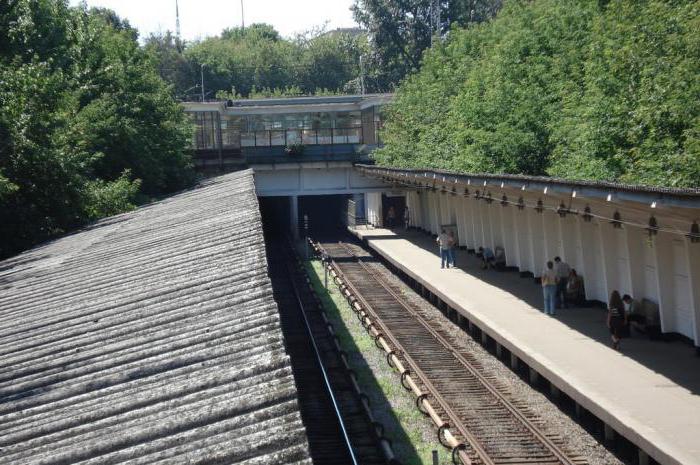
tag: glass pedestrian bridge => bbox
[183,94,393,169]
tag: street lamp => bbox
[200,64,205,102]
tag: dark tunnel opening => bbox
[259,194,351,240]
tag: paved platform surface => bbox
[349,227,700,465]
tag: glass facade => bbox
[187,110,368,150]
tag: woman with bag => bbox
[607,290,628,350]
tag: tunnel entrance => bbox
[298,194,350,239]
[259,196,292,237]
[259,194,352,239]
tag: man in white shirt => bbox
[554,256,571,308]
[541,261,558,315]
[436,229,450,269]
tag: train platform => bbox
[348,226,700,465]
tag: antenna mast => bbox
[241,0,245,29]
[175,0,182,51]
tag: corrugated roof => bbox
[0,170,313,465]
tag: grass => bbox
[305,259,452,465]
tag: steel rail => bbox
[282,250,361,465]
[346,245,579,465]
[312,240,474,465]
[288,241,400,465]
[318,239,584,465]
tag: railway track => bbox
[265,237,396,465]
[315,239,588,465]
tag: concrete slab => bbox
[349,227,700,465]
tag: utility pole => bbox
[359,55,366,95]
[200,64,205,102]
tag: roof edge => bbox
[356,164,700,201]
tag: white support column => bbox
[657,234,695,340]
[542,210,563,263]
[500,204,518,267]
[598,221,619,301]
[626,227,647,299]
[578,218,609,303]
[415,191,424,229]
[654,232,674,334]
[462,195,475,249]
[430,192,440,234]
[439,192,451,227]
[527,208,545,277]
[474,199,486,248]
[469,197,481,249]
[290,195,299,239]
[559,214,579,270]
[455,196,468,247]
[420,192,429,231]
[489,202,503,249]
[615,227,634,296]
[513,207,531,273]
[449,193,459,224]
[480,201,493,249]
[365,192,382,227]
[686,238,700,347]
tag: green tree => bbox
[0,1,194,257]
[351,0,502,87]
[375,0,700,188]
[144,31,196,99]
[185,24,298,99]
[179,23,367,99]
[70,7,194,195]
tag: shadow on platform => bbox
[371,228,700,397]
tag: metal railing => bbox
[241,127,363,148]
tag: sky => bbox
[69,0,358,41]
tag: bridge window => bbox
[188,109,372,150]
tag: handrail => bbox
[242,127,364,148]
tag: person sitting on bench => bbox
[494,246,506,270]
[623,294,644,329]
[478,246,495,269]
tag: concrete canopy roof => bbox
[0,170,312,465]
[356,165,700,214]
[183,94,394,115]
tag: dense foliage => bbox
[0,0,194,258]
[374,0,700,188]
[146,24,371,99]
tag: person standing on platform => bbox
[554,257,571,308]
[403,205,410,230]
[447,230,457,267]
[386,206,396,229]
[608,290,628,350]
[541,261,558,315]
[437,229,450,269]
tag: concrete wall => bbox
[406,188,700,347]
[253,162,388,197]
